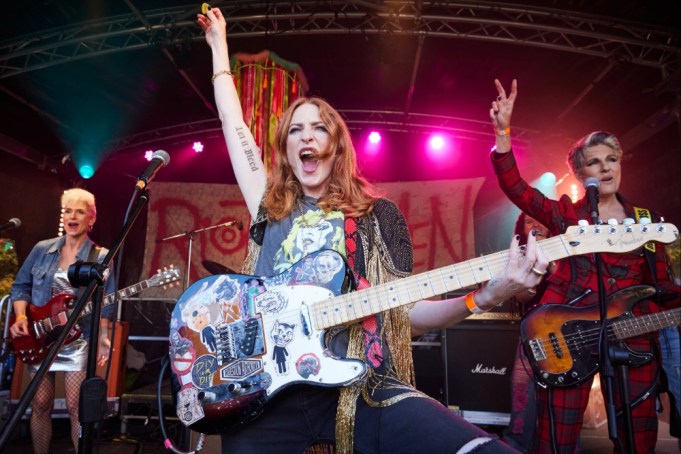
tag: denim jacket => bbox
[10,236,116,338]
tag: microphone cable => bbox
[157,356,205,453]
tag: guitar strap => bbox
[630,206,665,403]
[345,217,383,369]
[632,206,658,288]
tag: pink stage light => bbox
[193,141,204,153]
[429,135,445,151]
[144,150,154,161]
[368,131,381,144]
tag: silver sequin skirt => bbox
[27,337,88,373]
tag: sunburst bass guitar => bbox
[168,222,678,434]
[521,285,680,388]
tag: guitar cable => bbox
[157,356,205,453]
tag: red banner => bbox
[141,179,484,299]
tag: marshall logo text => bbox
[471,363,508,375]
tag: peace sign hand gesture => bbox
[489,78,517,132]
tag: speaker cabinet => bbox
[444,320,519,425]
[412,330,445,404]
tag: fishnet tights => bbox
[30,370,86,454]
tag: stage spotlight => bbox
[368,131,381,144]
[193,141,204,153]
[539,172,556,187]
[78,164,95,179]
[145,150,154,161]
[429,135,445,151]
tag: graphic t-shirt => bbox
[254,196,346,276]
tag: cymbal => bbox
[202,260,236,275]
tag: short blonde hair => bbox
[61,188,97,218]
[567,131,622,180]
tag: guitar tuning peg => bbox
[639,217,651,225]
[578,219,589,227]
[623,218,635,225]
[607,218,618,225]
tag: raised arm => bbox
[198,7,267,219]
[489,78,517,154]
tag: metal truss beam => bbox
[105,108,535,155]
[1,1,679,79]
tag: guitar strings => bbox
[218,230,661,334]
[528,309,680,361]
[240,237,572,333]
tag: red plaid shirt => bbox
[492,150,679,329]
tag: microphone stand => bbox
[0,189,151,453]
[156,220,240,290]
[589,197,635,454]
[154,220,239,451]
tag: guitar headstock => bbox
[149,265,182,289]
[563,222,678,255]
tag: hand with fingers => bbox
[502,229,549,299]
[197,5,227,48]
[475,231,549,310]
[97,333,111,367]
[489,79,518,152]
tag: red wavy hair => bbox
[263,97,379,220]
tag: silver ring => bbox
[496,95,502,101]
[531,267,546,276]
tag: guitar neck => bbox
[74,279,153,318]
[612,308,681,340]
[312,234,577,329]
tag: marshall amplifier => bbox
[412,330,445,404]
[444,320,520,425]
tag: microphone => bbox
[584,177,600,224]
[136,150,170,190]
[0,218,21,233]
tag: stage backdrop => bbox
[140,178,484,299]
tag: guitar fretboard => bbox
[68,279,153,318]
[311,234,579,329]
[612,308,680,339]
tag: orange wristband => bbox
[495,127,511,136]
[16,314,28,321]
[465,291,486,315]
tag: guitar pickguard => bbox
[521,285,673,387]
[169,251,367,434]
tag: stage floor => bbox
[0,415,677,453]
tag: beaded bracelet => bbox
[211,70,233,84]
[464,291,487,315]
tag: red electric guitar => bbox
[11,265,181,364]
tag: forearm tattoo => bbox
[235,126,260,172]
[488,277,500,289]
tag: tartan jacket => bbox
[491,150,679,344]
